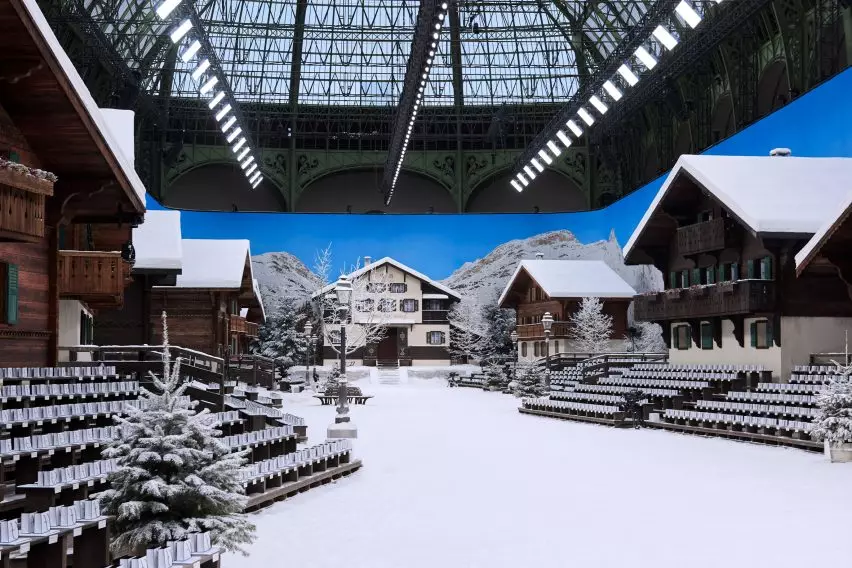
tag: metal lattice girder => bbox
[381,0,444,203]
[589,0,773,140]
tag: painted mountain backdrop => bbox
[251,230,662,309]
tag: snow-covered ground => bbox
[227,380,852,568]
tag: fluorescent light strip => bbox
[538,149,553,165]
[531,158,544,172]
[155,0,181,19]
[220,116,236,132]
[653,26,678,50]
[181,40,201,63]
[547,140,562,157]
[245,163,258,177]
[556,130,572,148]
[192,59,211,81]
[214,104,232,122]
[589,95,608,115]
[518,173,529,186]
[618,64,639,86]
[199,76,218,94]
[249,171,261,184]
[236,147,250,161]
[252,178,262,189]
[634,46,657,70]
[675,1,702,28]
[170,19,192,44]
[226,127,242,144]
[510,180,522,192]
[232,138,247,153]
[566,120,582,137]
[523,166,536,179]
[241,155,255,169]
[208,91,225,109]
[603,80,623,101]
[578,108,595,126]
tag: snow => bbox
[100,109,135,167]
[312,257,461,301]
[161,240,252,290]
[227,382,852,568]
[19,0,147,206]
[795,190,852,273]
[421,293,449,300]
[498,259,636,306]
[132,211,182,271]
[625,154,852,259]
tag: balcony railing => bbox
[634,280,776,321]
[422,310,449,323]
[676,217,740,256]
[229,315,259,337]
[517,321,572,339]
[58,251,129,309]
[246,322,259,337]
[0,185,47,242]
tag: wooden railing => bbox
[676,217,740,256]
[634,280,776,321]
[0,185,46,242]
[58,251,129,308]
[230,315,247,334]
[422,310,449,323]
[245,321,259,337]
[517,321,572,339]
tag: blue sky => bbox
[148,67,852,280]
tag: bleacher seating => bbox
[521,397,626,423]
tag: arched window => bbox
[521,342,528,357]
[554,340,559,355]
[533,342,539,357]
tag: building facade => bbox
[314,257,461,367]
[498,259,636,362]
[624,153,852,379]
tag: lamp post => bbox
[510,330,519,383]
[628,326,637,353]
[542,312,553,386]
[310,333,317,385]
[304,321,313,387]
[328,275,357,439]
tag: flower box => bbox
[0,160,55,196]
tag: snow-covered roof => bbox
[795,190,852,273]
[498,260,636,306]
[422,293,449,300]
[311,257,461,301]
[252,278,266,321]
[20,0,147,207]
[624,154,852,259]
[159,239,253,289]
[240,308,249,318]
[132,210,182,272]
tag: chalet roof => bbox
[498,259,636,307]
[132,210,182,272]
[624,154,852,259]
[311,256,461,301]
[252,278,266,321]
[171,239,253,290]
[795,191,852,274]
[10,0,147,208]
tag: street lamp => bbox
[542,312,553,386]
[509,330,519,383]
[304,321,313,387]
[310,333,317,385]
[628,326,638,353]
[328,275,357,439]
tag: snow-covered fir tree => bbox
[101,312,255,556]
[623,321,667,353]
[252,296,309,375]
[448,298,487,363]
[513,363,548,398]
[811,361,852,445]
[479,297,516,362]
[484,361,511,390]
[569,297,613,353]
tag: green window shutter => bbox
[765,320,774,346]
[732,263,740,280]
[669,271,677,289]
[691,268,701,285]
[750,322,758,347]
[681,270,689,287]
[762,256,773,280]
[672,327,679,349]
[6,264,18,325]
[706,267,715,284]
[701,323,713,349]
[746,260,755,279]
[9,151,19,163]
[717,264,725,282]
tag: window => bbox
[751,320,774,349]
[680,270,689,287]
[79,311,93,344]
[698,210,713,222]
[746,259,756,279]
[672,325,690,350]
[378,298,396,312]
[705,266,715,284]
[389,283,407,293]
[366,283,387,293]
[427,331,445,345]
[760,256,773,280]
[533,342,540,357]
[691,268,701,286]
[355,298,374,312]
[401,299,418,312]
[554,340,559,354]
[700,322,714,350]
[424,299,443,311]
[1,263,18,325]
[329,330,341,345]
[521,342,528,357]
[719,262,740,282]
[669,271,677,289]
[230,299,238,314]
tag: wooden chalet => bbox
[624,152,852,378]
[0,0,146,366]
[498,259,635,360]
[150,239,265,358]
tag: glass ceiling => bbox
[77,0,660,107]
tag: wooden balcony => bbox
[230,315,260,338]
[0,165,54,242]
[422,310,449,323]
[676,218,740,257]
[246,321,259,337]
[634,280,776,321]
[517,321,572,339]
[58,251,129,309]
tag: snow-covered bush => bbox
[569,297,613,353]
[623,321,667,353]
[513,363,548,398]
[252,296,309,374]
[484,362,511,390]
[100,312,255,556]
[811,362,852,445]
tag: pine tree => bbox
[480,298,516,363]
[484,362,510,390]
[569,297,613,354]
[100,312,256,556]
[253,297,309,375]
[513,363,548,398]
[811,361,852,445]
[624,321,667,353]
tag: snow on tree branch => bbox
[623,321,666,353]
[811,360,852,445]
[448,298,488,362]
[569,297,613,354]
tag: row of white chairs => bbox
[632,363,763,373]
[0,381,138,400]
[30,458,118,488]
[234,385,284,401]
[792,364,842,375]
[523,398,622,416]
[0,397,171,426]
[664,409,813,432]
[0,365,118,379]
[577,384,682,397]
[0,499,103,543]
[695,400,819,419]
[756,382,822,394]
[221,426,294,450]
[208,410,242,425]
[551,392,646,405]
[239,440,353,484]
[789,373,836,385]
[120,533,218,568]
[727,391,816,405]
[621,369,739,381]
[600,377,711,390]
[0,426,118,457]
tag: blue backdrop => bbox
[148,67,852,279]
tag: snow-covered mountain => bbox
[251,251,322,308]
[440,230,662,306]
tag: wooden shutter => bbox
[681,270,689,287]
[717,265,725,282]
[672,326,679,349]
[706,267,715,284]
[765,320,774,346]
[750,322,758,347]
[5,264,18,325]
[691,268,701,285]
[746,260,755,279]
[413,299,419,312]
[732,263,740,280]
[762,256,773,280]
[669,272,677,289]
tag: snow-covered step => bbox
[377,369,400,385]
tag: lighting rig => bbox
[382,0,450,206]
[154,0,264,188]
[508,0,726,193]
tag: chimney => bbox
[770,148,791,157]
[364,255,372,266]
[535,252,544,260]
